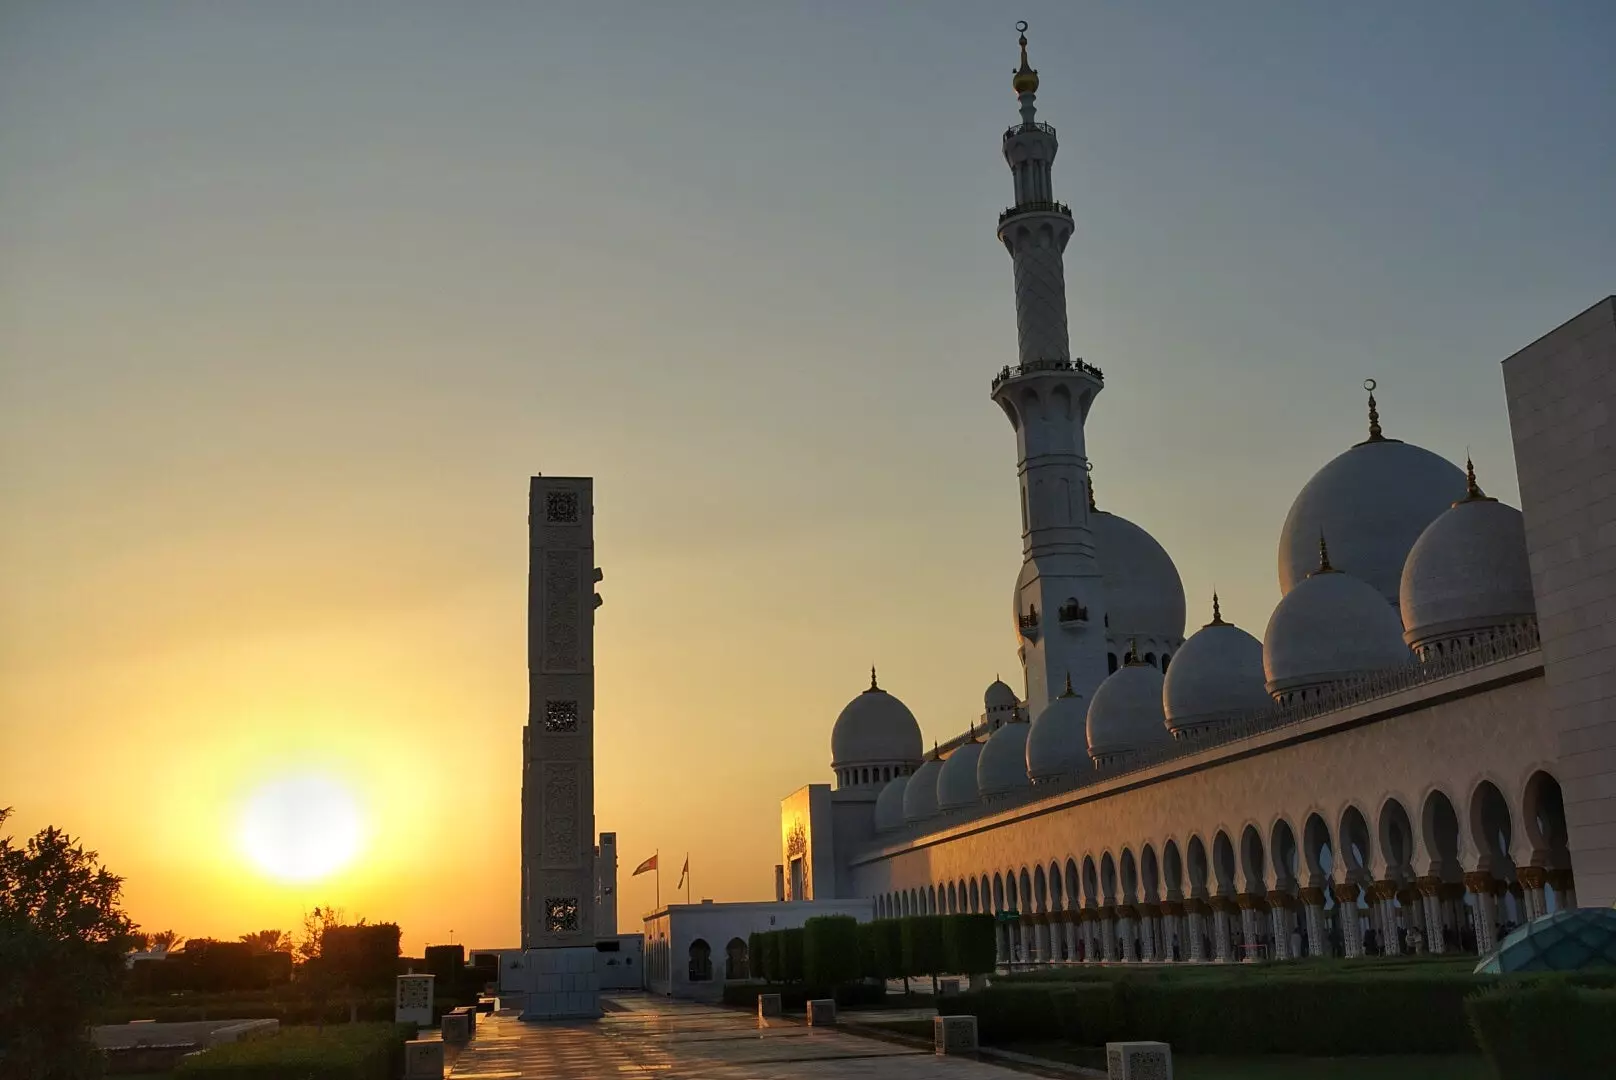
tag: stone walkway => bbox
[446,995,1034,1078]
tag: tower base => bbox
[511,947,601,1021]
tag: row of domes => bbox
[845,393,1537,832]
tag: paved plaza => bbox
[445,995,1042,1079]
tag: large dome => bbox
[830,669,923,772]
[874,773,908,832]
[1278,393,1465,607]
[1086,655,1172,764]
[936,740,984,811]
[1026,679,1090,782]
[1092,509,1187,644]
[984,678,1019,713]
[1400,466,1535,654]
[1264,543,1410,699]
[977,719,1032,799]
[902,756,944,823]
[1163,597,1271,738]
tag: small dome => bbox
[874,774,909,832]
[1278,394,1465,607]
[984,678,1019,712]
[1400,465,1535,654]
[830,668,923,771]
[1091,509,1187,643]
[977,719,1032,799]
[1026,678,1090,783]
[1086,653,1172,764]
[1163,596,1271,737]
[1264,541,1410,698]
[902,756,944,823]
[936,740,984,811]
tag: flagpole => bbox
[685,852,691,905]
[656,849,660,911]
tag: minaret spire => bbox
[990,23,1108,723]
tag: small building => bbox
[642,898,872,1000]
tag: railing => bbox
[1004,121,1058,139]
[999,200,1072,226]
[864,620,1541,850]
[992,357,1106,391]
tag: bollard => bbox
[402,1039,444,1080]
[1106,1040,1173,1079]
[806,999,836,1026]
[934,1015,978,1055]
[441,1011,472,1045]
[756,993,782,1019]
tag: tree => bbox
[0,806,140,1079]
[240,929,293,955]
[149,928,184,953]
[298,905,348,962]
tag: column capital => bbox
[1331,882,1361,905]
[1209,896,1238,914]
[1137,902,1161,917]
[1546,868,1576,893]
[1096,905,1117,921]
[1268,891,1299,909]
[1159,900,1185,916]
[1463,871,1498,895]
[1298,886,1326,905]
[1114,904,1138,920]
[1370,880,1400,902]
[1077,908,1098,923]
[1516,866,1547,890]
[1183,897,1210,915]
[1415,874,1444,897]
[1235,893,1269,912]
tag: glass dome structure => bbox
[1474,909,1616,974]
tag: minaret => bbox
[991,23,1109,719]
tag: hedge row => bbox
[173,1021,417,1080]
[749,915,996,986]
[1466,982,1616,1080]
[719,981,888,1011]
[96,999,398,1026]
[955,974,1485,1055]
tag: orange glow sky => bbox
[2,3,1613,954]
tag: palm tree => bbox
[149,929,184,953]
[239,929,292,954]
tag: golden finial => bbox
[1455,454,1497,506]
[1125,638,1141,665]
[1060,672,1076,698]
[1206,591,1225,627]
[1085,460,1097,512]
[869,665,879,691]
[1313,531,1336,575]
[1013,21,1040,95]
[1363,378,1385,443]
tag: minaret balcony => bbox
[998,200,1072,227]
[991,357,1106,392]
[1004,121,1058,139]
[1017,607,1041,642]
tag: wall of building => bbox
[778,785,837,900]
[641,899,873,1000]
[1503,296,1616,907]
[846,660,1558,908]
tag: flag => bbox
[677,856,689,890]
[632,854,657,876]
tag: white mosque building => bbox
[772,27,1616,969]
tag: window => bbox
[688,939,713,982]
[544,700,579,732]
[1108,653,1119,674]
[544,897,579,934]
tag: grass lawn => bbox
[1012,1043,1487,1079]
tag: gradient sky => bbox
[2,1,1613,953]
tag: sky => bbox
[1,1,1613,954]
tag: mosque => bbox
[769,26,1616,970]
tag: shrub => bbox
[778,928,805,983]
[174,1021,414,1080]
[860,919,902,982]
[940,914,997,976]
[900,915,944,981]
[802,916,861,988]
[719,981,886,1011]
[1466,981,1616,1079]
[747,933,765,981]
[423,944,464,979]
[320,925,401,991]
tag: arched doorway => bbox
[688,938,712,983]
[724,937,748,980]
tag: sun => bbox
[239,774,364,882]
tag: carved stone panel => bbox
[540,761,581,869]
[543,550,581,671]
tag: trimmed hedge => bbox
[803,916,861,987]
[941,914,996,976]
[719,982,885,1011]
[900,916,945,981]
[174,1021,415,1080]
[1467,982,1616,1079]
[96,998,396,1026]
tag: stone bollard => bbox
[452,1006,477,1034]
[1106,1040,1173,1079]
[441,1011,472,1044]
[756,993,782,1019]
[806,999,837,1026]
[938,978,961,995]
[934,1015,979,1055]
[403,1039,444,1080]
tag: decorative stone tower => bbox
[990,24,1110,719]
[517,475,603,1019]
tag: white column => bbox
[1302,893,1327,958]
[1099,913,1117,962]
[1211,907,1232,962]
[1268,905,1291,960]
[1334,884,1364,958]
[1064,918,1078,962]
[1118,915,1137,962]
[1187,909,1206,962]
[1139,911,1157,961]
[1238,904,1258,961]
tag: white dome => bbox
[1400,474,1535,652]
[902,757,943,823]
[1026,682,1091,782]
[1278,418,1465,607]
[984,678,1019,712]
[1092,510,1187,643]
[874,774,909,832]
[830,670,923,771]
[1163,598,1271,737]
[1264,550,1410,698]
[1086,658,1172,763]
[977,720,1032,799]
[936,740,984,810]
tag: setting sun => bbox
[239,774,364,883]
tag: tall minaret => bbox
[990,23,1109,720]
